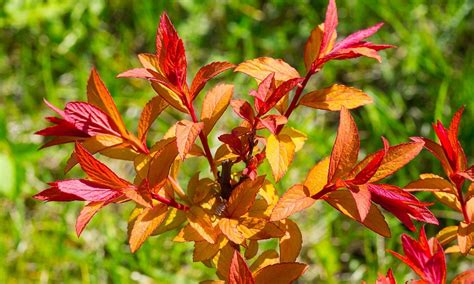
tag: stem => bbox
[312,184,337,200]
[151,193,189,211]
[276,68,316,134]
[167,175,187,201]
[186,100,218,179]
[454,179,471,223]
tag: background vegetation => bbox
[1,0,473,283]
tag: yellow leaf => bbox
[188,206,219,244]
[249,249,279,272]
[151,82,188,113]
[128,204,168,253]
[245,240,259,259]
[433,191,461,212]
[176,120,204,160]
[226,176,266,218]
[188,176,215,205]
[279,220,302,262]
[219,218,245,244]
[235,57,300,83]
[436,226,458,246]
[258,181,279,216]
[201,84,234,135]
[325,190,391,237]
[138,53,161,72]
[304,157,330,196]
[279,127,307,152]
[300,84,372,111]
[266,133,296,182]
[270,185,315,221]
[253,262,308,284]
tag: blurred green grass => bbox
[1,0,473,283]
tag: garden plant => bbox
[33,0,473,283]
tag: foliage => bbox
[30,0,474,283]
[1,0,473,283]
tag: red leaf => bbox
[349,184,372,221]
[230,99,255,124]
[332,23,384,52]
[34,179,122,202]
[368,184,438,231]
[74,143,131,189]
[190,61,235,99]
[157,12,187,88]
[64,102,121,137]
[257,115,288,134]
[350,137,389,184]
[228,250,255,284]
[258,77,303,115]
[319,0,338,59]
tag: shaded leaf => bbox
[201,84,234,135]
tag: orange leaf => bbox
[87,68,127,136]
[65,134,130,172]
[201,84,234,135]
[75,201,107,237]
[304,24,324,71]
[266,133,296,182]
[304,157,330,196]
[153,208,186,236]
[174,224,205,242]
[457,222,474,255]
[328,107,359,182]
[229,250,255,284]
[253,262,308,284]
[404,175,455,193]
[148,138,179,187]
[214,244,236,281]
[176,120,204,160]
[350,141,424,182]
[299,84,372,111]
[128,203,168,252]
[194,236,227,262]
[304,23,337,70]
[138,96,168,142]
[187,206,219,244]
[190,61,235,99]
[452,269,474,284]
[226,176,265,218]
[235,57,300,84]
[245,240,259,259]
[74,143,130,189]
[433,191,461,212]
[249,249,279,272]
[270,185,315,221]
[325,190,391,237]
[279,220,302,262]
[219,218,245,244]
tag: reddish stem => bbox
[276,68,316,134]
[312,183,337,200]
[454,178,471,223]
[186,100,218,179]
[151,193,189,211]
